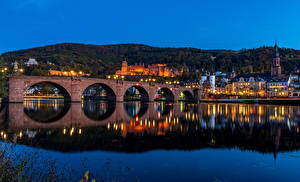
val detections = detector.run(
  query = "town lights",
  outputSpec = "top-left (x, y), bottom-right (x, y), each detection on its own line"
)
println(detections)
top-left (1, 67), bottom-right (8, 73)
top-left (107, 75), bottom-right (111, 79)
top-left (19, 68), bottom-right (24, 73)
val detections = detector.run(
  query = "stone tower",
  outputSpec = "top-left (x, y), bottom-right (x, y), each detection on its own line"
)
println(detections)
top-left (121, 60), bottom-right (128, 72)
top-left (271, 42), bottom-right (282, 77)
top-left (13, 61), bottom-right (19, 73)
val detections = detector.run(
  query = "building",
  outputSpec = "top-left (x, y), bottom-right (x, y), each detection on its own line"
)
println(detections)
top-left (287, 71), bottom-right (300, 97)
top-left (231, 74), bottom-right (266, 97)
top-left (266, 43), bottom-right (292, 97)
top-left (266, 76), bottom-right (291, 97)
top-left (201, 73), bottom-right (216, 94)
top-left (271, 42), bottom-right (282, 78)
top-left (115, 60), bottom-right (181, 77)
top-left (24, 58), bottom-right (38, 66)
top-left (48, 70), bottom-right (90, 77)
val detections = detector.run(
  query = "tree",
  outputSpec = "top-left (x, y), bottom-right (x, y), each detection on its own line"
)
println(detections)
top-left (0, 57), bottom-right (8, 98)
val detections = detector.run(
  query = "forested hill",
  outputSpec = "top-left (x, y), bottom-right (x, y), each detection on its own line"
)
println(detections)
top-left (1, 43), bottom-right (300, 77)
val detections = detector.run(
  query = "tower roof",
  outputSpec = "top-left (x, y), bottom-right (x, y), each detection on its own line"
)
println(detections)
top-left (273, 41), bottom-right (280, 58)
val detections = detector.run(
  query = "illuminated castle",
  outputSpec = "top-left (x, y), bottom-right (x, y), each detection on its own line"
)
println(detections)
top-left (115, 60), bottom-right (182, 77)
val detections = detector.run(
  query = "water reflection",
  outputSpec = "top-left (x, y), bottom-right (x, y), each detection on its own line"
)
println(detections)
top-left (23, 99), bottom-right (70, 123)
top-left (123, 102), bottom-right (149, 117)
top-left (1, 101), bottom-right (300, 155)
top-left (83, 100), bottom-right (116, 121)
top-left (155, 102), bottom-right (173, 117)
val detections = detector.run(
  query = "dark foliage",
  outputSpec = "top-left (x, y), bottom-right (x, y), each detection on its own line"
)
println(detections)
top-left (1, 43), bottom-right (300, 78)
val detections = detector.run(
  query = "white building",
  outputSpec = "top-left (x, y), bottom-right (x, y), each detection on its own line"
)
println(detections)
top-left (24, 58), bottom-right (38, 66)
top-left (266, 76), bottom-right (291, 97)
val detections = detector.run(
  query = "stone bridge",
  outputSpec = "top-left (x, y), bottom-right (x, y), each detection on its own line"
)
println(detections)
top-left (9, 76), bottom-right (200, 103)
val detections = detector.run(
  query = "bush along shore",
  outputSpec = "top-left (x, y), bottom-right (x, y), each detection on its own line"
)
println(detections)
top-left (0, 143), bottom-right (138, 182)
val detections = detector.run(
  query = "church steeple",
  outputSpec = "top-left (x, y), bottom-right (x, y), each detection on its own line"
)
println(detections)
top-left (273, 41), bottom-right (280, 58)
top-left (271, 41), bottom-right (282, 77)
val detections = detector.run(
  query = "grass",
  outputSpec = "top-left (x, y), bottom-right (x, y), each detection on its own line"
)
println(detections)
top-left (0, 143), bottom-right (139, 182)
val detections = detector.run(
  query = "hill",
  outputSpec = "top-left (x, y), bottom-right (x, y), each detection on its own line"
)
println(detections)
top-left (1, 43), bottom-right (300, 77)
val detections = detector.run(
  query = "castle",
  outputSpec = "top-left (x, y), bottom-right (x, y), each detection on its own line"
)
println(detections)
top-left (115, 60), bottom-right (182, 77)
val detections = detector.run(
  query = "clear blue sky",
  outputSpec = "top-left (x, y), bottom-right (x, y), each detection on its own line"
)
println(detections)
top-left (1, 0), bottom-right (300, 53)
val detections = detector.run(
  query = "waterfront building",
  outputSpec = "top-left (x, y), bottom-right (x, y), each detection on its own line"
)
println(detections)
top-left (288, 82), bottom-right (300, 97)
top-left (266, 43), bottom-right (292, 97)
top-left (215, 82), bottom-right (226, 95)
top-left (266, 76), bottom-right (291, 97)
top-left (231, 74), bottom-right (266, 97)
top-left (200, 73), bottom-right (216, 94)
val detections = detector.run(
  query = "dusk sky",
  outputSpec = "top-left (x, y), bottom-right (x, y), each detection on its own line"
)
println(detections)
top-left (1, 0), bottom-right (300, 53)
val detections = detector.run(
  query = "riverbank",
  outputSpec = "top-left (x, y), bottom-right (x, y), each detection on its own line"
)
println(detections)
top-left (199, 98), bottom-right (300, 105)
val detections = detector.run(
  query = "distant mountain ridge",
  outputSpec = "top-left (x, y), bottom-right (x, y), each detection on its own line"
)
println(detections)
top-left (1, 43), bottom-right (300, 77)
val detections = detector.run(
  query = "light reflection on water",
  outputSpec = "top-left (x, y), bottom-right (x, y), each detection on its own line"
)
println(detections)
top-left (1, 100), bottom-right (300, 181)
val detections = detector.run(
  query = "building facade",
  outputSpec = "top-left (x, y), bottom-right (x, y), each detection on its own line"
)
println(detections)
top-left (266, 77), bottom-right (291, 97)
top-left (231, 75), bottom-right (266, 97)
top-left (115, 60), bottom-right (181, 77)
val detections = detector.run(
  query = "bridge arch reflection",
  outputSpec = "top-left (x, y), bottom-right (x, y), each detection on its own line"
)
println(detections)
top-left (3, 102), bottom-right (300, 156)
top-left (82, 100), bottom-right (116, 121)
top-left (23, 100), bottom-right (71, 123)
top-left (123, 102), bottom-right (149, 118)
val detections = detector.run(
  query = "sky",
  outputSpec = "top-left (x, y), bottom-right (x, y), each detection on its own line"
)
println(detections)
top-left (0, 0), bottom-right (300, 53)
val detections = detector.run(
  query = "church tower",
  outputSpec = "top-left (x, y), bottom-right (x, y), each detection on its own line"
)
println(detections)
top-left (271, 42), bottom-right (281, 77)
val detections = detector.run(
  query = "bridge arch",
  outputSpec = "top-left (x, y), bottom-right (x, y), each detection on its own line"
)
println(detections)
top-left (123, 84), bottom-right (149, 102)
top-left (179, 90), bottom-right (194, 102)
top-left (24, 81), bottom-right (71, 101)
top-left (82, 83), bottom-right (116, 101)
top-left (155, 87), bottom-right (175, 102)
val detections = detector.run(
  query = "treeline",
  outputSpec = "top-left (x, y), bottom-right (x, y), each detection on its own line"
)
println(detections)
top-left (1, 43), bottom-right (300, 78)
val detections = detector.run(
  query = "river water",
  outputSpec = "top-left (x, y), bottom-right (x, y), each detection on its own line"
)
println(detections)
top-left (1, 100), bottom-right (300, 181)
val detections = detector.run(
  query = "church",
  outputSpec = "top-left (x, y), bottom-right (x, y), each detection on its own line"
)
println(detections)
top-left (267, 42), bottom-right (292, 97)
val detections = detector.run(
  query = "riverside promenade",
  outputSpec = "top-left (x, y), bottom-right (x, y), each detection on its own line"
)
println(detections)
top-left (199, 98), bottom-right (300, 105)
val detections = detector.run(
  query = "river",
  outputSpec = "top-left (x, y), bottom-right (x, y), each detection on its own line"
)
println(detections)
top-left (0, 100), bottom-right (300, 181)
